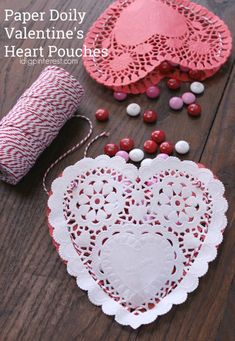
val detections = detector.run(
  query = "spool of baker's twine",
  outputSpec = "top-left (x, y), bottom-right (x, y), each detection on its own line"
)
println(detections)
top-left (0, 66), bottom-right (84, 185)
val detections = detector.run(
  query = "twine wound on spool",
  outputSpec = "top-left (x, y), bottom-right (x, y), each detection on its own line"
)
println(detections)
top-left (0, 66), bottom-right (84, 185)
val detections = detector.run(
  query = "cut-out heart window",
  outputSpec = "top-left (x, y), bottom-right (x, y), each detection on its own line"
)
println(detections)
top-left (48, 156), bottom-right (227, 328)
top-left (83, 0), bottom-right (232, 94)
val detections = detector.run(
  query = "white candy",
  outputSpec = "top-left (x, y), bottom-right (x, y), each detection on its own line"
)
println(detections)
top-left (190, 82), bottom-right (205, 95)
top-left (126, 103), bottom-right (141, 117)
top-left (175, 140), bottom-right (190, 155)
top-left (129, 149), bottom-right (144, 162)
top-left (141, 158), bottom-right (153, 167)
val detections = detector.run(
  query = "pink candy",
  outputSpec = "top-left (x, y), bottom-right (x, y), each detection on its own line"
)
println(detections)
top-left (116, 150), bottom-right (129, 162)
top-left (113, 92), bottom-right (127, 101)
top-left (146, 85), bottom-right (161, 99)
top-left (157, 153), bottom-right (169, 160)
top-left (182, 92), bottom-right (196, 105)
top-left (169, 97), bottom-right (184, 110)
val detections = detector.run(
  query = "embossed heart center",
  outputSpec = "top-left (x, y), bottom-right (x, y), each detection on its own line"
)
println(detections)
top-left (101, 232), bottom-right (175, 307)
top-left (115, 0), bottom-right (188, 45)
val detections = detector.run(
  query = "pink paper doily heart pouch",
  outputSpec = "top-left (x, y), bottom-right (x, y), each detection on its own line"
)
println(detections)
top-left (48, 156), bottom-right (228, 328)
top-left (83, 0), bottom-right (232, 93)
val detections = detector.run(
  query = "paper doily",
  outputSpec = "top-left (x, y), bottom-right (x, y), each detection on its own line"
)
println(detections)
top-left (48, 156), bottom-right (228, 328)
top-left (83, 0), bottom-right (232, 94)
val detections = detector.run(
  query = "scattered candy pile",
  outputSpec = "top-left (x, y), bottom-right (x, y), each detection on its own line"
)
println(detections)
top-left (102, 131), bottom-right (190, 166)
top-left (167, 80), bottom-right (204, 116)
top-left (114, 78), bottom-right (204, 117)
top-left (95, 77), bottom-right (206, 164)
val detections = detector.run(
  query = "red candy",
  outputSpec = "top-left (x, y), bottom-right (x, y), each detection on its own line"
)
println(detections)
top-left (160, 141), bottom-right (174, 155)
top-left (95, 108), bottom-right (109, 121)
top-left (144, 140), bottom-right (158, 154)
top-left (104, 143), bottom-right (119, 157)
top-left (120, 137), bottom-right (134, 151)
top-left (151, 130), bottom-right (166, 144)
top-left (159, 61), bottom-right (173, 74)
top-left (187, 103), bottom-right (201, 117)
top-left (189, 70), bottom-right (205, 80)
top-left (167, 78), bottom-right (181, 90)
top-left (143, 110), bottom-right (158, 123)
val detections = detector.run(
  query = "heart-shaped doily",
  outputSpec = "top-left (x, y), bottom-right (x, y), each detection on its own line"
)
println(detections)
top-left (83, 0), bottom-right (232, 94)
top-left (48, 156), bottom-right (228, 328)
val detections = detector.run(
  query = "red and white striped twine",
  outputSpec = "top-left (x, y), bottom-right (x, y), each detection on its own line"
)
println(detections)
top-left (43, 124), bottom-right (110, 195)
top-left (0, 66), bottom-right (84, 185)
top-left (42, 114), bottom-right (93, 195)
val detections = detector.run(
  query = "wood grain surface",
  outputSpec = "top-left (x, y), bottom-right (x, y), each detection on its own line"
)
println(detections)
top-left (0, 0), bottom-right (234, 340)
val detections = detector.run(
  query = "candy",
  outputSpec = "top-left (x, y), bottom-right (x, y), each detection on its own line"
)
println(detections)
top-left (169, 97), bottom-right (184, 110)
top-left (113, 92), bottom-right (127, 101)
top-left (190, 82), bottom-right (205, 95)
top-left (143, 110), bottom-right (158, 123)
top-left (116, 150), bottom-right (129, 162)
top-left (104, 143), bottom-right (119, 157)
top-left (141, 158), bottom-right (153, 167)
top-left (167, 78), bottom-right (181, 90)
top-left (126, 103), bottom-right (141, 117)
top-left (175, 140), bottom-right (190, 154)
top-left (129, 148), bottom-right (144, 162)
top-left (120, 137), bottom-right (134, 151)
top-left (146, 85), bottom-right (161, 99)
top-left (159, 141), bottom-right (174, 155)
top-left (182, 92), bottom-right (196, 105)
top-left (189, 70), bottom-right (204, 80)
top-left (95, 108), bottom-right (109, 121)
top-left (187, 103), bottom-right (201, 117)
top-left (151, 130), bottom-right (166, 144)
top-left (159, 61), bottom-right (173, 74)
top-left (144, 140), bottom-right (158, 154)
top-left (157, 153), bottom-right (169, 160)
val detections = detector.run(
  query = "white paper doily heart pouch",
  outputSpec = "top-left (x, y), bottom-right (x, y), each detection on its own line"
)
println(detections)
top-left (47, 156), bottom-right (228, 328)
top-left (83, 0), bottom-right (232, 94)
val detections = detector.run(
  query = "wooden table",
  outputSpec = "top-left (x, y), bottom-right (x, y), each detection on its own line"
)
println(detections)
top-left (0, 0), bottom-right (234, 340)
